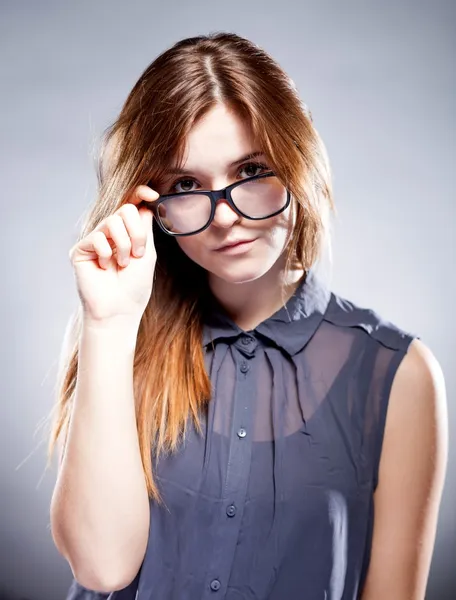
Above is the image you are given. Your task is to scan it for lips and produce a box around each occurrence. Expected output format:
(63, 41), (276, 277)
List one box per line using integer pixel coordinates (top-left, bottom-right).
(215, 239), (255, 251)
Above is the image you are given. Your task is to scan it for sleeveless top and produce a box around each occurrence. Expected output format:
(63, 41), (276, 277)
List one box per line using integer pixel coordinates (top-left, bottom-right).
(66, 267), (419, 600)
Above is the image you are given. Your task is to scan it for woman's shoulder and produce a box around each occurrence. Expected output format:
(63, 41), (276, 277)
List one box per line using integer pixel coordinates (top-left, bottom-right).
(322, 288), (419, 352)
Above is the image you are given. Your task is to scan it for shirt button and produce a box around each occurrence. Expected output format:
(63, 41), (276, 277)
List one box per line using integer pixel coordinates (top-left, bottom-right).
(241, 336), (251, 345)
(237, 428), (247, 438)
(210, 579), (221, 591)
(226, 504), (236, 517)
(240, 361), (249, 373)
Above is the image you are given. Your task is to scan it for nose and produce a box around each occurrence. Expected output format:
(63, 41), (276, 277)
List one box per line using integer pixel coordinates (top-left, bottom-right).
(211, 197), (242, 229)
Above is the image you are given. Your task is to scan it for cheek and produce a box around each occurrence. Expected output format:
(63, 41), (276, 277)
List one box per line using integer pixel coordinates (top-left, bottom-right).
(266, 205), (295, 246)
(175, 236), (207, 264)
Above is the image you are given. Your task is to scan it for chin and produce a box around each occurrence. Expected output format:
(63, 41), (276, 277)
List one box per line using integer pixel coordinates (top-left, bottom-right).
(207, 261), (274, 285)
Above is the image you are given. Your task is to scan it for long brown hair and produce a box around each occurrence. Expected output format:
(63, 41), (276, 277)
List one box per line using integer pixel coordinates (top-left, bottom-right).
(45, 32), (335, 503)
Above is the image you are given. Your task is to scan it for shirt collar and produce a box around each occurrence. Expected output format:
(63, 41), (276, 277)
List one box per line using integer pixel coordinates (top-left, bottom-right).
(201, 266), (331, 356)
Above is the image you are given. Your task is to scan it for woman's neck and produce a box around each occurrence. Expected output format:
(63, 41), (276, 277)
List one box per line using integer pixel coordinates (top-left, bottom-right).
(208, 259), (306, 332)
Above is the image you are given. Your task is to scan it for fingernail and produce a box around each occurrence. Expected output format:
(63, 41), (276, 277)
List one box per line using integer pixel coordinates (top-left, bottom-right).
(136, 246), (145, 256)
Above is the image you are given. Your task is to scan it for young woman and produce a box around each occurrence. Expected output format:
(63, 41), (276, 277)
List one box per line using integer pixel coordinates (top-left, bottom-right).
(48, 32), (448, 600)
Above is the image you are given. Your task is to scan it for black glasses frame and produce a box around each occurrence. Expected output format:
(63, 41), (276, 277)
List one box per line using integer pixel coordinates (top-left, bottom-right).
(140, 171), (291, 237)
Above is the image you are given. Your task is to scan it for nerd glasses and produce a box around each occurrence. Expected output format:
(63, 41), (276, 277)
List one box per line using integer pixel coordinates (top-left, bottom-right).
(140, 171), (291, 236)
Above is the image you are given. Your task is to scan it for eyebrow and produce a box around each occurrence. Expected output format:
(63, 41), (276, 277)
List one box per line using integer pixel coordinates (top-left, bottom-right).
(165, 151), (266, 176)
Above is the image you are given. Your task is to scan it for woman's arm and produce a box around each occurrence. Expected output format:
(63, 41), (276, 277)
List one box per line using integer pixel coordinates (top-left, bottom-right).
(50, 320), (150, 593)
(361, 339), (448, 600)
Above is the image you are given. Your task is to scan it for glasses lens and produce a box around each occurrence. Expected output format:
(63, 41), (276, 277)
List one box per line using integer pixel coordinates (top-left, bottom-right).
(157, 194), (212, 234)
(157, 175), (288, 235)
(232, 176), (287, 218)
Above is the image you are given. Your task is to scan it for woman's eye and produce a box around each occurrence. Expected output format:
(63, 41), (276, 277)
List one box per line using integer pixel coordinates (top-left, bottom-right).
(171, 178), (196, 194)
(239, 162), (269, 178)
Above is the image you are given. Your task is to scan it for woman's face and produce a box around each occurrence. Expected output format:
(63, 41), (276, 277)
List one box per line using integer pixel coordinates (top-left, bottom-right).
(159, 103), (296, 285)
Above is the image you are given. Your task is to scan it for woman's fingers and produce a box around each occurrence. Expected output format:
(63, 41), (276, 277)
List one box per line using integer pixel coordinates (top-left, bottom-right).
(69, 185), (159, 271)
(70, 231), (113, 270)
(128, 184), (159, 206)
(93, 213), (133, 267)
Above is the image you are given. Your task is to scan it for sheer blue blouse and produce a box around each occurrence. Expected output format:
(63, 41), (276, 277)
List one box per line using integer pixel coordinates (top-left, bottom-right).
(66, 267), (418, 600)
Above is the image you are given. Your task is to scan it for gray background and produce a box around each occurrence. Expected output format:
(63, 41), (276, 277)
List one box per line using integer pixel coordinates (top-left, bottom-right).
(0, 1), (454, 598)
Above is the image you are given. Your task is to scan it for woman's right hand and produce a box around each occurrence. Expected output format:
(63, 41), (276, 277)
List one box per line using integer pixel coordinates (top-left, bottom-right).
(69, 184), (160, 327)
